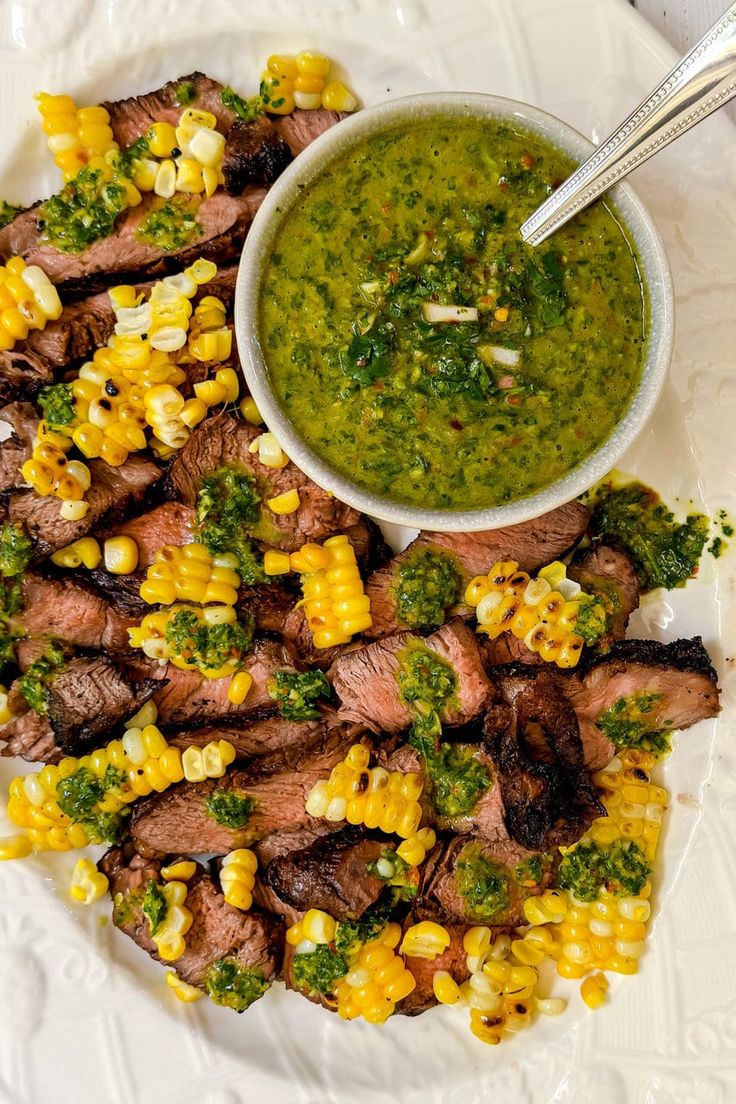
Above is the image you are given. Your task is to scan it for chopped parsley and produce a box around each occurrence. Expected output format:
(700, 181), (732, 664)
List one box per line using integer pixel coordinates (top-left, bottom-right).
(397, 640), (458, 757)
(394, 547), (462, 630)
(0, 200), (21, 229)
(141, 880), (168, 936)
(136, 196), (202, 252)
(557, 839), (650, 902)
(205, 958), (268, 1012)
(164, 609), (254, 673)
(38, 383), (76, 428)
(574, 593), (609, 645)
(292, 943), (348, 997)
(174, 80), (198, 106)
(334, 899), (391, 958)
(454, 842), (510, 922)
(267, 669), (331, 721)
(514, 855), (547, 887)
(55, 764), (127, 843)
(18, 640), (66, 714)
(588, 481), (709, 591)
(196, 466), (266, 584)
(205, 790), (254, 829)
(596, 692), (671, 758)
(221, 86), (264, 123)
(0, 522), (32, 577)
(425, 743), (491, 819)
(40, 167), (130, 253)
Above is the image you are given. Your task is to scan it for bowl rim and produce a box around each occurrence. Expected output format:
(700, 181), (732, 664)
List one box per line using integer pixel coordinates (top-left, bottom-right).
(234, 91), (674, 532)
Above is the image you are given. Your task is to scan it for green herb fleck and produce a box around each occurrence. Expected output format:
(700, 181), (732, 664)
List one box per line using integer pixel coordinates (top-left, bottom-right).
(174, 80), (198, 106)
(574, 593), (609, 645)
(18, 640), (66, 715)
(454, 842), (510, 922)
(596, 692), (671, 758)
(397, 640), (458, 758)
(292, 943), (348, 997)
(196, 465), (266, 584)
(0, 200), (21, 229)
(0, 523), (32, 578)
(588, 481), (709, 591)
(40, 167), (129, 253)
(221, 86), (264, 123)
(38, 383), (76, 428)
(164, 609), (254, 673)
(55, 763), (127, 842)
(395, 547), (462, 630)
(267, 669), (331, 721)
(205, 958), (268, 1012)
(425, 743), (491, 819)
(334, 899), (392, 958)
(141, 880), (168, 936)
(136, 195), (202, 252)
(557, 839), (650, 902)
(342, 319), (397, 385)
(514, 855), (546, 887)
(205, 790), (254, 829)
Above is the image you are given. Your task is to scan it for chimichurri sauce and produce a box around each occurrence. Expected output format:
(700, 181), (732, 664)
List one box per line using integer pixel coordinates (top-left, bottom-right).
(260, 119), (646, 511)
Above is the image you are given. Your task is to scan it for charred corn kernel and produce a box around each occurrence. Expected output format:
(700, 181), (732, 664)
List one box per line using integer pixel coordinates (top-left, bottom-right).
(147, 121), (178, 157)
(69, 858), (109, 904)
(473, 558), (593, 667)
(165, 970), (203, 1002)
(263, 549), (291, 575)
(295, 534), (372, 648)
(306, 746), (422, 837)
(267, 488), (300, 515)
(104, 536), (139, 574)
(227, 671), (253, 706)
(401, 921), (450, 960)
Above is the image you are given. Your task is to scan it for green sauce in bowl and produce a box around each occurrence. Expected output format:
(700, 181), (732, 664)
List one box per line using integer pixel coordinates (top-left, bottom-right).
(258, 117), (645, 512)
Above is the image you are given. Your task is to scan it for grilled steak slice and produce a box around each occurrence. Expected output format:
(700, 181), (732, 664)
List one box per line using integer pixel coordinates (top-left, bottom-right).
(399, 922), (470, 1016)
(0, 346), (55, 401)
(253, 822), (340, 868)
(0, 706), (59, 762)
(270, 108), (346, 155)
(265, 826), (385, 922)
(0, 192), (257, 298)
(101, 501), (195, 569)
(18, 572), (135, 652)
(131, 636), (299, 728)
(168, 411), (359, 551)
(0, 403), (36, 490)
(237, 581), (296, 635)
(130, 725), (360, 856)
(483, 666), (603, 851)
(4, 654), (158, 759)
(568, 544), (640, 646)
(416, 500), (590, 578)
(84, 568), (148, 619)
(417, 836), (547, 928)
(221, 116), (292, 194)
(103, 72), (237, 146)
(332, 619), (492, 734)
(100, 847), (282, 999)
(564, 636), (720, 770)
(480, 633), (544, 668)
(9, 453), (161, 557)
(169, 710), (337, 761)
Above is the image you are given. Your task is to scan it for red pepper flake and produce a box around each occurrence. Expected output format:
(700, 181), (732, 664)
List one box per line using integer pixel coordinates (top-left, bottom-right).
(506, 394), (521, 406)
(381, 202), (391, 213)
(388, 270), (399, 285)
(498, 177), (509, 192)
(520, 152), (535, 169)
(449, 419), (463, 431)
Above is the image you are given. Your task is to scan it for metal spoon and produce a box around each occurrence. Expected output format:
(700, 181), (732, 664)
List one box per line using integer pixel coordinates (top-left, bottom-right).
(520, 2), (736, 245)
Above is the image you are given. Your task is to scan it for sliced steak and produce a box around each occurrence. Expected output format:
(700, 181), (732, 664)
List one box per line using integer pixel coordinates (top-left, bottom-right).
(0, 707), (59, 762)
(130, 725), (360, 856)
(100, 847), (282, 1000)
(103, 72), (237, 147)
(0, 403), (36, 491)
(332, 619), (492, 734)
(4, 654), (158, 760)
(221, 116), (292, 194)
(131, 636), (299, 728)
(101, 501), (195, 569)
(270, 108), (346, 155)
(0, 192), (257, 298)
(480, 633), (544, 668)
(417, 835), (546, 928)
(364, 544), (467, 639)
(265, 826), (386, 922)
(417, 500), (590, 577)
(568, 544), (640, 646)
(167, 411), (359, 551)
(399, 922), (470, 1016)
(9, 453), (161, 557)
(564, 636), (720, 770)
(483, 666), (603, 851)
(18, 571), (135, 652)
(237, 581), (296, 636)
(169, 710), (337, 761)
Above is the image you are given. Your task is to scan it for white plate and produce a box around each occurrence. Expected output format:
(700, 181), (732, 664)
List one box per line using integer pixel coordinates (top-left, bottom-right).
(1, 1), (735, 1102)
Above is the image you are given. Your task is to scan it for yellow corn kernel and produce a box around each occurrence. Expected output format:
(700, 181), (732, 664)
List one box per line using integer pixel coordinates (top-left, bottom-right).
(147, 121), (178, 158)
(227, 671), (253, 706)
(321, 81), (358, 113)
(267, 54), (298, 80)
(267, 488), (300, 515)
(580, 972), (609, 1009)
(165, 970), (202, 1002)
(104, 536), (139, 575)
(0, 834), (33, 861)
(401, 921), (450, 960)
(239, 395), (263, 425)
(69, 858), (109, 903)
(302, 908), (336, 945)
(432, 970), (462, 1005)
(296, 51), (331, 78)
(193, 379), (227, 407)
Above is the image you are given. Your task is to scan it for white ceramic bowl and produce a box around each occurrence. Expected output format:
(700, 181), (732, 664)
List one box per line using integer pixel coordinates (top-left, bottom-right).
(235, 92), (673, 531)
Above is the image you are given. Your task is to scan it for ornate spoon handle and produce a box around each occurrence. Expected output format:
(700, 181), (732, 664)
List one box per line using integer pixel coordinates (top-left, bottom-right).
(520, 3), (736, 245)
